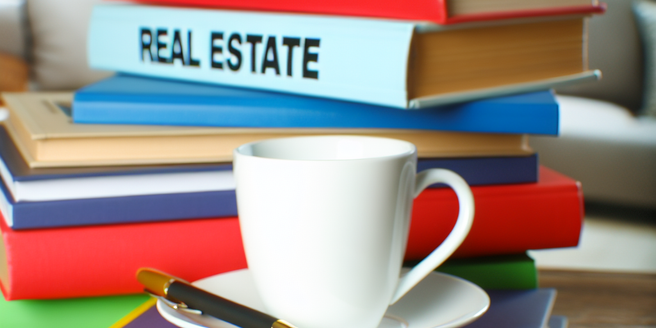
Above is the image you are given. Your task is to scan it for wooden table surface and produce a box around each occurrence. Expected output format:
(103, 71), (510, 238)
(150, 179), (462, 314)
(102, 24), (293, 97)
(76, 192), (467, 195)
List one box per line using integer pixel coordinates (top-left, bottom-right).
(538, 270), (656, 327)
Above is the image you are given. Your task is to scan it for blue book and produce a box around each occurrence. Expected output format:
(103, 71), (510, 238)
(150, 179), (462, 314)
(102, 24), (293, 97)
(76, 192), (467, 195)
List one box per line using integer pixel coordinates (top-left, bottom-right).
(466, 289), (557, 328)
(72, 75), (560, 135)
(549, 315), (569, 328)
(0, 152), (538, 230)
(0, 125), (538, 203)
(0, 175), (238, 230)
(0, 124), (539, 230)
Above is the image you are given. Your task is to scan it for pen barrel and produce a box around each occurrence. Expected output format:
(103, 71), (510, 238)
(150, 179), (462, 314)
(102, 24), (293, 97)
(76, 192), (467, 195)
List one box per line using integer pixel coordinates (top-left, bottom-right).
(168, 281), (278, 328)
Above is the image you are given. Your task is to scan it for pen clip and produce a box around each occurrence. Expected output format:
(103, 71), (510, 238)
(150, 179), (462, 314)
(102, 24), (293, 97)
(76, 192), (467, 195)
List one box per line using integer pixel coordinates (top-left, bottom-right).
(145, 289), (204, 315)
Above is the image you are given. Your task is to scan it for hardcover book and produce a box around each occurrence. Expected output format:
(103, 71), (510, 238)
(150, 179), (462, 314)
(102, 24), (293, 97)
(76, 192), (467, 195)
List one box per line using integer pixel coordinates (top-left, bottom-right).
(0, 291), (150, 328)
(406, 167), (583, 259)
(0, 215), (249, 300)
(0, 168), (581, 300)
(1, 92), (535, 168)
(111, 289), (557, 328)
(72, 75), (560, 136)
(432, 253), (538, 290)
(117, 0), (606, 25)
(88, 4), (599, 108)
(465, 289), (556, 328)
(0, 125), (538, 202)
(0, 152), (540, 230)
(0, 165), (579, 238)
(549, 315), (569, 328)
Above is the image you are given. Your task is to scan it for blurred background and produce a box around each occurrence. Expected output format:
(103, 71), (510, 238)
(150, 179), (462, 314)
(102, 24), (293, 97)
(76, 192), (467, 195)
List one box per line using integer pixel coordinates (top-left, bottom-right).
(0, 0), (654, 272)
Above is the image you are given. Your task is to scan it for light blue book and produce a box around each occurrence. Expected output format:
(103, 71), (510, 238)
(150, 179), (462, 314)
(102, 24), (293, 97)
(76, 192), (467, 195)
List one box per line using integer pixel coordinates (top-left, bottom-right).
(87, 3), (599, 109)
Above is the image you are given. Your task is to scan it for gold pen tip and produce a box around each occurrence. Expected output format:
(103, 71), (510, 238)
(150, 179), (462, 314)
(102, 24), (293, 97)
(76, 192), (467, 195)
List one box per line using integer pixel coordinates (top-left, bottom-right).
(136, 268), (177, 297)
(272, 320), (298, 328)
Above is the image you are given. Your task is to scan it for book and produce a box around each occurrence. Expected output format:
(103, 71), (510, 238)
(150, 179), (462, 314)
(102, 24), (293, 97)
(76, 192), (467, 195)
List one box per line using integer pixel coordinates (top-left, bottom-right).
(0, 124), (538, 202)
(0, 168), (581, 300)
(0, 164), (578, 239)
(464, 289), (556, 328)
(433, 253), (538, 290)
(0, 174), (238, 229)
(407, 167), (583, 259)
(88, 4), (599, 109)
(1, 92), (535, 168)
(549, 315), (569, 328)
(113, 299), (173, 328)
(0, 291), (150, 328)
(111, 289), (556, 328)
(117, 0), (606, 25)
(73, 75), (563, 136)
(0, 156), (538, 230)
(0, 215), (249, 300)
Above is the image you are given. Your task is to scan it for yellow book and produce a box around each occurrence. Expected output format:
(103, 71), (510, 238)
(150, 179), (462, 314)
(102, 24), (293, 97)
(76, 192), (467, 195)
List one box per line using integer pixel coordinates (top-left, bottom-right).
(1, 92), (532, 168)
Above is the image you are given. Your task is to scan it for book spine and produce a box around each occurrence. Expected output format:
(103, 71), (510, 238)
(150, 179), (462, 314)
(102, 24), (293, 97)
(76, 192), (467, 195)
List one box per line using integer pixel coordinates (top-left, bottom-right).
(1, 169), (581, 300)
(434, 253), (538, 290)
(88, 4), (415, 108)
(1, 216), (249, 300)
(72, 86), (560, 135)
(9, 190), (239, 229)
(105, 0), (447, 24)
(106, 0), (605, 24)
(4, 155), (539, 230)
(0, 293), (153, 328)
(406, 167), (583, 259)
(443, 4), (607, 24)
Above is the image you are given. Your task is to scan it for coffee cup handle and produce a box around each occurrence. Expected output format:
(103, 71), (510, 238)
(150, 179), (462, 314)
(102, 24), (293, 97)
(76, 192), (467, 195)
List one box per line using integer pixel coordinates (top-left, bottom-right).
(390, 168), (475, 304)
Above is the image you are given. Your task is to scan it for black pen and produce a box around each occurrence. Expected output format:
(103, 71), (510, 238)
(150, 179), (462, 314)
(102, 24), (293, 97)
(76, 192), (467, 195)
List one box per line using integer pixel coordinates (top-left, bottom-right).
(137, 268), (297, 328)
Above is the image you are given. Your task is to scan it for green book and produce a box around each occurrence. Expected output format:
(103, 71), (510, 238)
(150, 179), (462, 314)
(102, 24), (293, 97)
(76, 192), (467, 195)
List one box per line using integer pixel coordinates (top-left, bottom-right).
(408, 253), (538, 290)
(0, 290), (150, 328)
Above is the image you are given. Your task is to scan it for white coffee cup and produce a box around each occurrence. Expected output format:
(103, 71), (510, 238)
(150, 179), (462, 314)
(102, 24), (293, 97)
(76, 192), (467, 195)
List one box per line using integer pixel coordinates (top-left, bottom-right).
(234, 136), (474, 328)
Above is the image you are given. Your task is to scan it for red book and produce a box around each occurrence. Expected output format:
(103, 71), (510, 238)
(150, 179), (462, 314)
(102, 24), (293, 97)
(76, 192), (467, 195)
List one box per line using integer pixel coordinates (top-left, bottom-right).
(123, 0), (606, 24)
(406, 166), (583, 259)
(0, 167), (581, 300)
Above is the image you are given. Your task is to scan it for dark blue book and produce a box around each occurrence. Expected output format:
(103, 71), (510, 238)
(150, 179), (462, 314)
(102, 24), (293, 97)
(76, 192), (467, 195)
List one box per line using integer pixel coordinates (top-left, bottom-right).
(72, 75), (559, 135)
(0, 175), (239, 230)
(0, 122), (539, 229)
(0, 152), (538, 230)
(466, 289), (557, 328)
(549, 315), (569, 328)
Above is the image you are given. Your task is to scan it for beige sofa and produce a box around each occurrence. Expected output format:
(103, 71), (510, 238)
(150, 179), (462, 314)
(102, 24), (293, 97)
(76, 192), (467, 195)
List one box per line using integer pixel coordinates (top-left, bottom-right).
(2, 0), (655, 209)
(532, 0), (656, 210)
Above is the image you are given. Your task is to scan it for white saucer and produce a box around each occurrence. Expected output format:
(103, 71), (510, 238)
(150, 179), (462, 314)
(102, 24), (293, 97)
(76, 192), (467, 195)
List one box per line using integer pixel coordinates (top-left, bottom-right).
(158, 269), (490, 328)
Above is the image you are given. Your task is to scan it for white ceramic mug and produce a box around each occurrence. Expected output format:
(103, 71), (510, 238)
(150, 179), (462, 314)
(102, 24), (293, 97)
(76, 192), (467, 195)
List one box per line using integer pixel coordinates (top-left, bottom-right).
(234, 136), (474, 328)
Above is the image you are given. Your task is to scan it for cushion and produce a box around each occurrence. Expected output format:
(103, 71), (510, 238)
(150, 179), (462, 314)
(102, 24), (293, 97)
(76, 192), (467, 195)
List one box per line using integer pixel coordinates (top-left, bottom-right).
(530, 95), (656, 208)
(0, 0), (28, 59)
(556, 0), (644, 112)
(27, 0), (113, 90)
(634, 0), (656, 117)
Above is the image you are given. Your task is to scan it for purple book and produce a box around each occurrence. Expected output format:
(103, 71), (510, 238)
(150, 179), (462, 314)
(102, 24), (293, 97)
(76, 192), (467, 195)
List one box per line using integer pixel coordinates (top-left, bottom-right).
(117, 289), (557, 328)
(123, 306), (177, 328)
(466, 289), (557, 328)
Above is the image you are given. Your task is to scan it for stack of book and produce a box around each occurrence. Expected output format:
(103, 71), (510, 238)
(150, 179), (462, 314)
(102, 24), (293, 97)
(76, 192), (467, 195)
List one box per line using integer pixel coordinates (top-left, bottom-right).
(0, 0), (605, 327)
